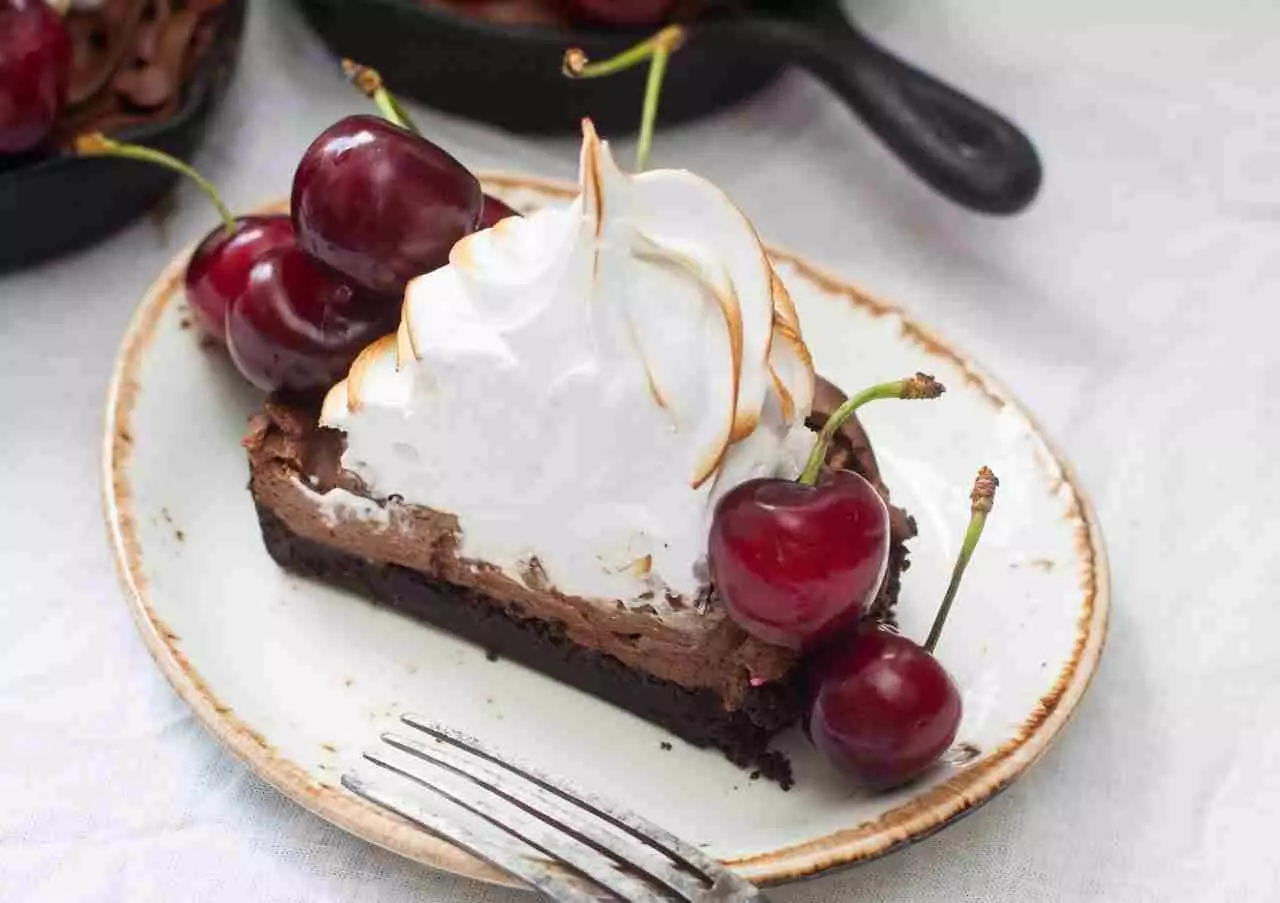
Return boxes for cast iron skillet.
[0,0,246,273]
[293,0,1040,214]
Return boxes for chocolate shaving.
[55,0,226,145]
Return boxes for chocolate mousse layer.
[244,378,915,769]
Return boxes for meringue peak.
[322,121,816,607]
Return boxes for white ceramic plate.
[103,179,1108,888]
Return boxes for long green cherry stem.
[342,59,420,135]
[73,132,236,235]
[562,25,686,171]
[636,42,674,171]
[797,372,945,486]
[924,466,999,654]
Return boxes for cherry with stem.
[73,133,296,345]
[344,59,517,230]
[292,62,483,299]
[709,373,945,649]
[809,467,999,789]
[563,25,686,171]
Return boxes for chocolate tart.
[0,0,245,271]
[244,378,915,778]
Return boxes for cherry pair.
[807,467,997,788]
[709,376,997,788]
[79,63,518,392]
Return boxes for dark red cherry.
[565,0,677,27]
[708,374,943,649]
[0,0,72,154]
[185,215,295,344]
[478,193,519,229]
[225,244,398,393]
[709,469,890,649]
[810,627,961,789]
[291,114,482,299]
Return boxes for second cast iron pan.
[293,0,1041,214]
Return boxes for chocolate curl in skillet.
[56,0,227,143]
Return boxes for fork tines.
[342,716,766,903]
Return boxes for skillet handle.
[730,12,1042,215]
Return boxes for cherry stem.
[342,59,420,135]
[72,133,236,235]
[924,467,999,654]
[563,26,686,171]
[797,373,946,486]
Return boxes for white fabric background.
[3,1,1279,900]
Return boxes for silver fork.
[342,715,769,903]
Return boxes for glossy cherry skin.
[185,215,296,345]
[0,0,72,154]
[810,627,962,788]
[565,0,677,27]
[291,115,482,299]
[709,469,890,649]
[225,244,399,393]
[477,193,519,230]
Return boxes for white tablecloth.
[4,1,1279,900]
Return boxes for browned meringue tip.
[345,333,398,414]
[320,379,349,424]
[449,232,478,270]
[770,269,801,330]
[772,311,814,375]
[580,120,606,234]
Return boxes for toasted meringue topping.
[322,122,816,608]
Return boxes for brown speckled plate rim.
[102,177,1110,889]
